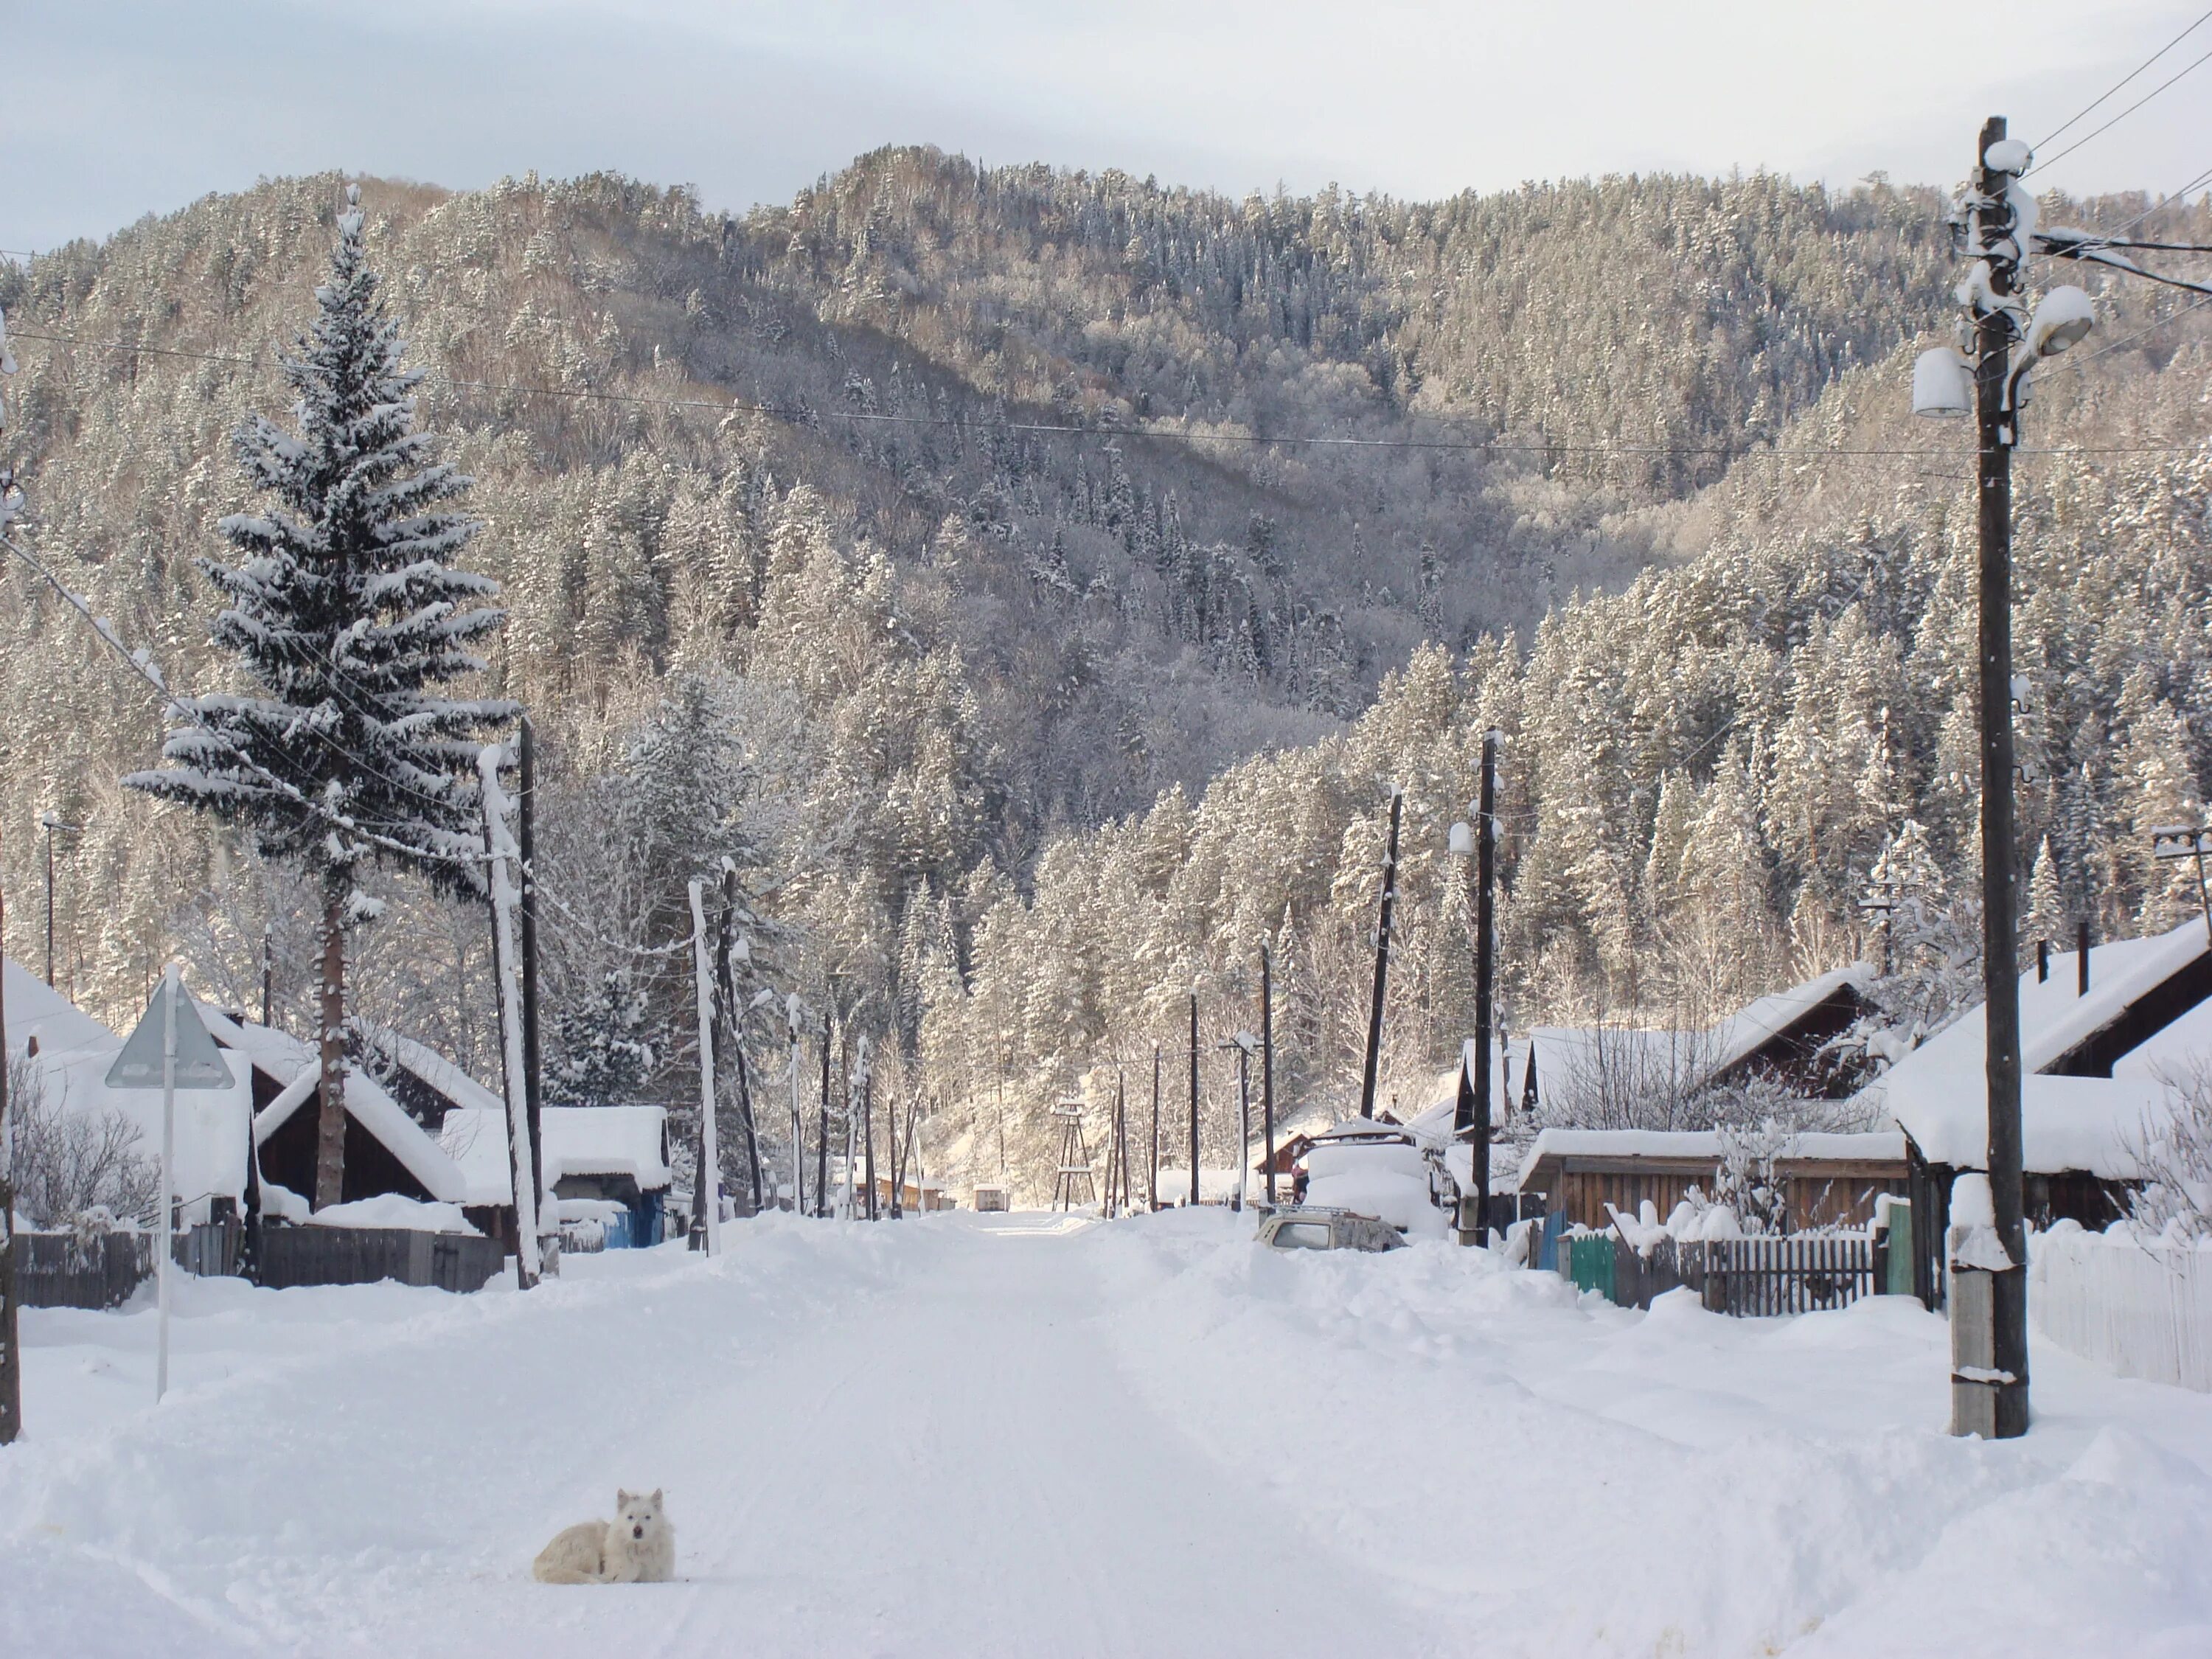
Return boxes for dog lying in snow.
[532,1489,675,1584]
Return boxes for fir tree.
[553,969,655,1104]
[126,187,510,1208]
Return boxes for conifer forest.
[4,150,2211,1199]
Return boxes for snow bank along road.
[5,1211,2212,1658]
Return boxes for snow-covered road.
[6,1209,2212,1657]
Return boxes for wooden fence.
[11,1231,154,1310]
[255,1224,505,1293]
[2031,1225,2212,1391]
[1559,1233,1879,1317]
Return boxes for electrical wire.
[7,324,2204,460]
[2033,291,2212,383]
[0,525,487,866]
[2029,41,2212,179]
[2031,7,2212,151]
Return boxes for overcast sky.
[8,0,2211,253]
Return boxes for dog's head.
[614,1489,664,1543]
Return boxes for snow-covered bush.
[2131,1060,2212,1243]
[5,1058,156,1233]
[1710,1119,1792,1237]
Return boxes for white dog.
[532,1489,676,1584]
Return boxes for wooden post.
[1150,1046,1161,1210]
[1261,944,1276,1206]
[1358,790,1403,1119]
[1,818,21,1445]
[816,1014,831,1217]
[518,716,546,1256]
[1969,114,2028,1439]
[1188,993,1200,1206]
[687,878,721,1255]
[1472,730,1498,1237]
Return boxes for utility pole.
[816,1012,831,1217]
[860,1036,877,1220]
[1188,992,1200,1206]
[0,811,21,1445]
[1150,1045,1161,1210]
[38,812,77,987]
[687,878,722,1256]
[1967,116,2028,1441]
[482,748,541,1286]
[714,863,764,1216]
[787,995,805,1214]
[1261,944,1276,1206]
[1115,1068,1130,1214]
[1358,788,1403,1119]
[517,716,546,1266]
[1452,731,1500,1240]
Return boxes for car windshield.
[1270,1221,1333,1251]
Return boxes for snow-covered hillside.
[4,1214,2208,1657]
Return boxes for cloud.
[7,0,2207,250]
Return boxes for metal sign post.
[105,965,234,1402]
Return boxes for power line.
[7,324,2205,459]
[0,526,487,868]
[2031,7,2212,152]
[2029,41,2212,179]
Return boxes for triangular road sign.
[106,974,236,1091]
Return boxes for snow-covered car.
[1256,1207,1405,1253]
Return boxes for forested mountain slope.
[1,153,2206,1195]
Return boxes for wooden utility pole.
[1116,1068,1130,1214]
[714,864,764,1216]
[1458,731,1500,1239]
[1188,993,1200,1206]
[816,1014,831,1217]
[1964,115,2029,1440]
[687,879,723,1254]
[1261,944,1276,1206]
[1,816,21,1444]
[860,1037,877,1220]
[518,717,545,1251]
[1358,789,1403,1119]
[1150,1046,1161,1209]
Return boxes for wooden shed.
[1516,1129,1909,1232]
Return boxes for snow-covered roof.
[1857,918,2209,1178]
[380,1031,507,1118]
[544,1105,670,1189]
[199,1006,475,1206]
[1708,965,1872,1076]
[1310,1117,1416,1145]
[5,959,255,1209]
[1515,1127,1908,1189]
[1153,1166,1247,1202]
[3,956,122,1059]
[1524,966,1871,1120]
[1401,1037,1523,1146]
[435,1104,671,1205]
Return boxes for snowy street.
[6,1211,2212,1658]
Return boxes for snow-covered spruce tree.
[127,187,510,1209]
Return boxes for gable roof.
[198,1006,475,1206]
[1520,966,1873,1122]
[5,959,255,1206]
[1859,917,2212,1178]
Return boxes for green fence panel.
[1885,1203,1915,1297]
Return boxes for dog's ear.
[616,1489,632,1507]
[649,1488,663,1506]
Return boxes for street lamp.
[36,812,81,988]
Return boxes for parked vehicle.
[1256,1206,1405,1253]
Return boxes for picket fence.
[2031,1224,2212,1393]
[1559,1231,1879,1317]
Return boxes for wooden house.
[1859,918,2212,1305]
[196,1007,485,1225]
[1519,966,1876,1121]
[1515,1128,1909,1232]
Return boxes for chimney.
[2078,919,2092,997]
[2037,939,2049,983]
